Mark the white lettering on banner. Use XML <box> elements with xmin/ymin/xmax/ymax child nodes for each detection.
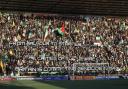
<box><xmin>77</xmin><ymin>66</ymin><xmax>118</xmax><ymax>71</ymax></box>
<box><xmin>15</xmin><ymin>67</ymin><xmax>66</xmax><ymax>72</ymax></box>
<box><xmin>18</xmin><ymin>78</ymin><xmax>42</xmax><ymax>80</ymax></box>
<box><xmin>73</xmin><ymin>63</ymin><xmax>120</xmax><ymax>71</ymax></box>
<box><xmin>9</xmin><ymin>41</ymin><xmax>94</xmax><ymax>47</ymax></box>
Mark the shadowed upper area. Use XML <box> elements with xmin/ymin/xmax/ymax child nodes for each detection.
<box><xmin>0</xmin><ymin>0</ymin><xmax>128</xmax><ymax>16</ymax></box>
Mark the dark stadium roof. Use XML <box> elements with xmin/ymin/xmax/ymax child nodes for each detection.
<box><xmin>0</xmin><ymin>0</ymin><xmax>128</xmax><ymax>16</ymax></box>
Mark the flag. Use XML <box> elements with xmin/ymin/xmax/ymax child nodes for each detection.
<box><xmin>9</xmin><ymin>49</ymin><xmax>14</xmax><ymax>56</ymax></box>
<box><xmin>74</xmin><ymin>27</ymin><xmax>79</xmax><ymax>33</ymax></box>
<box><xmin>43</xmin><ymin>21</ymin><xmax>51</xmax><ymax>41</ymax></box>
<box><xmin>0</xmin><ymin>59</ymin><xmax>4</xmax><ymax>72</ymax></box>
<box><xmin>2</xmin><ymin>53</ymin><xmax>9</xmax><ymax>62</ymax></box>
<box><xmin>12</xmin><ymin>21</ymin><xmax>15</xmax><ymax>27</ymax></box>
<box><xmin>41</xmin><ymin>53</ymin><xmax>45</xmax><ymax>60</ymax></box>
<box><xmin>17</xmin><ymin>34</ymin><xmax>21</xmax><ymax>40</ymax></box>
<box><xmin>44</xmin><ymin>26</ymin><xmax>48</xmax><ymax>37</ymax></box>
<box><xmin>55</xmin><ymin>23</ymin><xmax>65</xmax><ymax>37</ymax></box>
<box><xmin>13</xmin><ymin>36</ymin><xmax>18</xmax><ymax>42</ymax></box>
<box><xmin>44</xmin><ymin>26</ymin><xmax>49</xmax><ymax>41</ymax></box>
<box><xmin>58</xmin><ymin>23</ymin><xmax>65</xmax><ymax>35</ymax></box>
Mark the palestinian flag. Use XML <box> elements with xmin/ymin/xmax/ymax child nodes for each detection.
<box><xmin>55</xmin><ymin>23</ymin><xmax>65</xmax><ymax>37</ymax></box>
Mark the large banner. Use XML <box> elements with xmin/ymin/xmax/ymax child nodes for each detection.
<box><xmin>96</xmin><ymin>76</ymin><xmax>119</xmax><ymax>80</ymax></box>
<box><xmin>0</xmin><ymin>77</ymin><xmax>16</xmax><ymax>81</ymax></box>
<box><xmin>73</xmin><ymin>63</ymin><xmax>119</xmax><ymax>71</ymax></box>
<box><xmin>70</xmin><ymin>76</ymin><xmax>96</xmax><ymax>80</ymax></box>
<box><xmin>17</xmin><ymin>75</ymin><xmax>69</xmax><ymax>80</ymax></box>
<box><xmin>70</xmin><ymin>75</ymin><xmax>120</xmax><ymax>80</ymax></box>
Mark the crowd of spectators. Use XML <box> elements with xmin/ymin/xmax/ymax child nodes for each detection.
<box><xmin>0</xmin><ymin>11</ymin><xmax>128</xmax><ymax>76</ymax></box>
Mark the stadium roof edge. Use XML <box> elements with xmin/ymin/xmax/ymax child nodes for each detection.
<box><xmin>0</xmin><ymin>0</ymin><xmax>128</xmax><ymax>16</ymax></box>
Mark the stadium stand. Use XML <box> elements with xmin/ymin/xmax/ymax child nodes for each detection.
<box><xmin>0</xmin><ymin>12</ymin><xmax>128</xmax><ymax>77</ymax></box>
